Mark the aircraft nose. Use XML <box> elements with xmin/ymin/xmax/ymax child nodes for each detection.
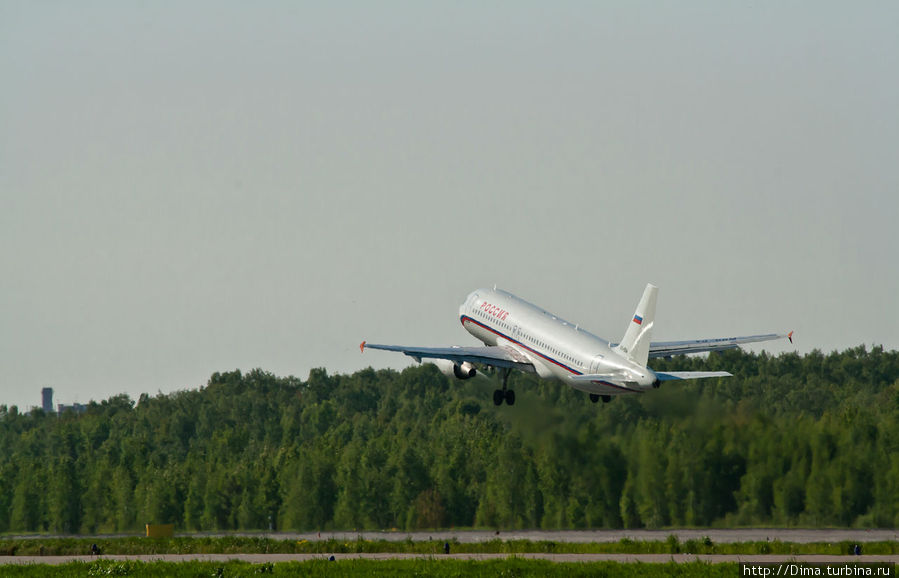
<box><xmin>460</xmin><ymin>290</ymin><xmax>479</xmax><ymax>318</ymax></box>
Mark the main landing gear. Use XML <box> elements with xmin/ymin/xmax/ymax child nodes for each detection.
<box><xmin>493</xmin><ymin>369</ymin><xmax>515</xmax><ymax>406</ymax></box>
<box><xmin>493</xmin><ymin>389</ymin><xmax>514</xmax><ymax>406</ymax></box>
<box><xmin>589</xmin><ymin>393</ymin><xmax>612</xmax><ymax>404</ymax></box>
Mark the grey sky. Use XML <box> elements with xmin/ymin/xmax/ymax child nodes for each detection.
<box><xmin>2</xmin><ymin>2</ymin><xmax>897</xmax><ymax>411</ymax></box>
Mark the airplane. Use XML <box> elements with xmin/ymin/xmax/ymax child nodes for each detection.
<box><xmin>360</xmin><ymin>284</ymin><xmax>792</xmax><ymax>406</ymax></box>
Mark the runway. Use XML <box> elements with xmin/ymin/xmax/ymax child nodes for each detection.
<box><xmin>1</xmin><ymin>553</ymin><xmax>899</xmax><ymax>565</ymax></box>
<box><xmin>255</xmin><ymin>528</ymin><xmax>899</xmax><ymax>544</ymax></box>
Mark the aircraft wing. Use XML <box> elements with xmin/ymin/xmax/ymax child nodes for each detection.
<box><xmin>633</xmin><ymin>331</ymin><xmax>793</xmax><ymax>358</ymax></box>
<box><xmin>360</xmin><ymin>342</ymin><xmax>535</xmax><ymax>372</ymax></box>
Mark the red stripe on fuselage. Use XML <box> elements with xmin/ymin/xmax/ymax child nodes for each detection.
<box><xmin>460</xmin><ymin>315</ymin><xmax>581</xmax><ymax>375</ymax></box>
<box><xmin>460</xmin><ymin>315</ymin><xmax>640</xmax><ymax>394</ymax></box>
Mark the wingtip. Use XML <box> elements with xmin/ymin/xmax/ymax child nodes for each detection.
<box><xmin>359</xmin><ymin>340</ymin><xmax>366</xmax><ymax>353</ymax></box>
<box><xmin>787</xmin><ymin>331</ymin><xmax>793</xmax><ymax>344</ymax></box>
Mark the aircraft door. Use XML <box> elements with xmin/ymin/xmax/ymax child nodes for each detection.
<box><xmin>589</xmin><ymin>355</ymin><xmax>606</xmax><ymax>373</ymax></box>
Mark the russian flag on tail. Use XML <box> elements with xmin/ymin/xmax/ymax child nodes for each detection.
<box><xmin>633</xmin><ymin>314</ymin><xmax>643</xmax><ymax>325</ymax></box>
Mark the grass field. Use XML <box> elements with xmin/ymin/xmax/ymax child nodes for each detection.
<box><xmin>2</xmin><ymin>535</ymin><xmax>898</xmax><ymax>556</ymax></box>
<box><xmin>0</xmin><ymin>558</ymin><xmax>741</xmax><ymax>577</ymax></box>
<box><xmin>3</xmin><ymin>538</ymin><xmax>897</xmax><ymax>577</ymax></box>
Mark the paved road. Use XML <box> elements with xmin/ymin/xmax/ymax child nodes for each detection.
<box><xmin>1</xmin><ymin>553</ymin><xmax>898</xmax><ymax>565</ymax></box>
<box><xmin>269</xmin><ymin>529</ymin><xmax>899</xmax><ymax>544</ymax></box>
<box><xmin>6</xmin><ymin>529</ymin><xmax>899</xmax><ymax>543</ymax></box>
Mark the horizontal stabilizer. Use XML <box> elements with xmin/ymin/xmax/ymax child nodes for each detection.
<box><xmin>655</xmin><ymin>371</ymin><xmax>732</xmax><ymax>381</ymax></box>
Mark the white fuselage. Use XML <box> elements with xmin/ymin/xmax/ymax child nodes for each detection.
<box><xmin>459</xmin><ymin>288</ymin><xmax>656</xmax><ymax>395</ymax></box>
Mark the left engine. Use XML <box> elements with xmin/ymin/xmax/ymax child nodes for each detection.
<box><xmin>430</xmin><ymin>359</ymin><xmax>477</xmax><ymax>380</ymax></box>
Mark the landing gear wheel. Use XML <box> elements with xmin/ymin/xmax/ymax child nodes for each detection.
<box><xmin>601</xmin><ymin>395</ymin><xmax>612</xmax><ymax>403</ymax></box>
<box><xmin>505</xmin><ymin>389</ymin><xmax>515</xmax><ymax>406</ymax></box>
<box><xmin>589</xmin><ymin>393</ymin><xmax>600</xmax><ymax>403</ymax></box>
<box><xmin>493</xmin><ymin>390</ymin><xmax>504</xmax><ymax>406</ymax></box>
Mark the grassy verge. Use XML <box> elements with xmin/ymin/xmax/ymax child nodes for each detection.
<box><xmin>0</xmin><ymin>559</ymin><xmax>741</xmax><ymax>577</ymax></box>
<box><xmin>1</xmin><ymin>535</ymin><xmax>897</xmax><ymax>556</ymax></box>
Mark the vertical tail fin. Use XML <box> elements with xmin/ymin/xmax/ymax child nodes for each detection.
<box><xmin>614</xmin><ymin>283</ymin><xmax>657</xmax><ymax>367</ymax></box>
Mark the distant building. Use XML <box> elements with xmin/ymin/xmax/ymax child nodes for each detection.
<box><xmin>41</xmin><ymin>387</ymin><xmax>53</xmax><ymax>413</ymax></box>
<box><xmin>57</xmin><ymin>403</ymin><xmax>86</xmax><ymax>415</ymax></box>
<box><xmin>35</xmin><ymin>388</ymin><xmax>87</xmax><ymax>416</ymax></box>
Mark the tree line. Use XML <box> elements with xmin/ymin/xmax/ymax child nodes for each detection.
<box><xmin>1</xmin><ymin>345</ymin><xmax>898</xmax><ymax>533</ymax></box>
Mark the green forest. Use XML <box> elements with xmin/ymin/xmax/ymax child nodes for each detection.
<box><xmin>1</xmin><ymin>346</ymin><xmax>898</xmax><ymax>534</ymax></box>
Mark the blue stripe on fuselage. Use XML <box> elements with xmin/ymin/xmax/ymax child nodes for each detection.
<box><xmin>460</xmin><ymin>314</ymin><xmax>639</xmax><ymax>393</ymax></box>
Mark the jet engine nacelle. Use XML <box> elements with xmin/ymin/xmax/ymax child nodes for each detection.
<box><xmin>430</xmin><ymin>359</ymin><xmax>477</xmax><ymax>380</ymax></box>
<box><xmin>453</xmin><ymin>362</ymin><xmax>477</xmax><ymax>379</ymax></box>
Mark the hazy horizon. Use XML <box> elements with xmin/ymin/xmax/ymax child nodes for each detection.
<box><xmin>3</xmin><ymin>2</ymin><xmax>897</xmax><ymax>410</ymax></box>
